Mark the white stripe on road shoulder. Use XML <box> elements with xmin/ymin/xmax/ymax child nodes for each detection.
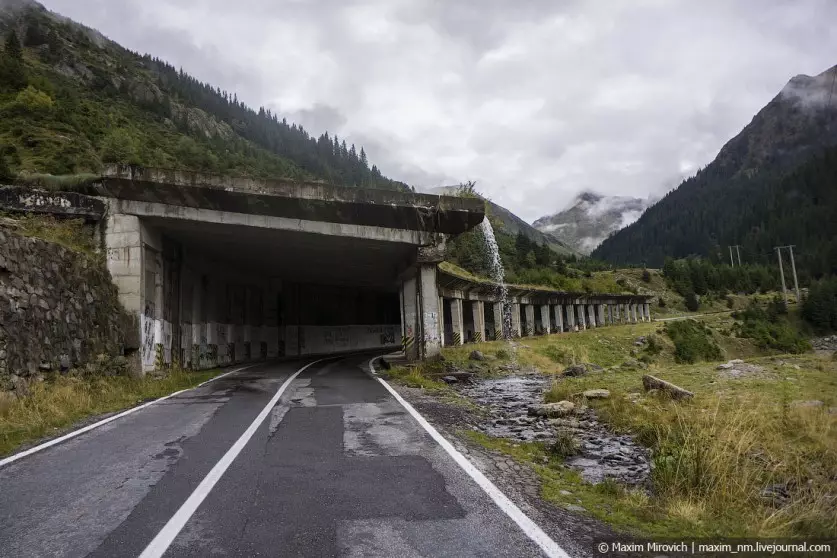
<box><xmin>0</xmin><ymin>364</ymin><xmax>260</xmax><ymax>469</ymax></box>
<box><xmin>368</xmin><ymin>358</ymin><xmax>571</xmax><ymax>558</ymax></box>
<box><xmin>138</xmin><ymin>358</ymin><xmax>328</xmax><ymax>558</ymax></box>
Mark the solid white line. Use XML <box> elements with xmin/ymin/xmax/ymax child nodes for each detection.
<box><xmin>368</xmin><ymin>358</ymin><xmax>571</xmax><ymax>558</ymax></box>
<box><xmin>0</xmin><ymin>363</ymin><xmax>260</xmax><ymax>469</ymax></box>
<box><xmin>138</xmin><ymin>358</ymin><xmax>327</xmax><ymax>558</ymax></box>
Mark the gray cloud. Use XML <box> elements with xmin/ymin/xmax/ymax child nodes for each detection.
<box><xmin>40</xmin><ymin>0</ymin><xmax>837</xmax><ymax>222</ymax></box>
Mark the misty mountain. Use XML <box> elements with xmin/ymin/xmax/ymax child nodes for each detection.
<box><xmin>532</xmin><ymin>191</ymin><xmax>651</xmax><ymax>255</ymax></box>
<box><xmin>425</xmin><ymin>186</ymin><xmax>577</xmax><ymax>256</ymax></box>
<box><xmin>593</xmin><ymin>63</ymin><xmax>837</xmax><ymax>274</ymax></box>
<box><xmin>0</xmin><ymin>0</ymin><xmax>408</xmax><ymax>190</ymax></box>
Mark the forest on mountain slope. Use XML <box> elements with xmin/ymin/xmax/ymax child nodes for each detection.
<box><xmin>593</xmin><ymin>143</ymin><xmax>837</xmax><ymax>281</ymax></box>
<box><xmin>594</xmin><ymin>65</ymin><xmax>837</xmax><ymax>280</ymax></box>
<box><xmin>0</xmin><ymin>2</ymin><xmax>407</xmax><ymax>190</ymax></box>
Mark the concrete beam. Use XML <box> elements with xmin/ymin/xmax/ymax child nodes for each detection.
<box><xmin>103</xmin><ymin>199</ymin><xmax>436</xmax><ymax>246</ymax></box>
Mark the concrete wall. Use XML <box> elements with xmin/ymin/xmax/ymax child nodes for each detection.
<box><xmin>0</xmin><ymin>225</ymin><xmax>129</xmax><ymax>391</ymax></box>
<box><xmin>286</xmin><ymin>324</ymin><xmax>399</xmax><ymax>356</ymax></box>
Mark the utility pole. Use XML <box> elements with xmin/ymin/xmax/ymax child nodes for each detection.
<box><xmin>735</xmin><ymin>245</ymin><xmax>742</xmax><ymax>267</ymax></box>
<box><xmin>729</xmin><ymin>246</ymin><xmax>735</xmax><ymax>267</ymax></box>
<box><xmin>775</xmin><ymin>246</ymin><xmax>788</xmax><ymax>307</ymax></box>
<box><xmin>787</xmin><ymin>245</ymin><xmax>800</xmax><ymax>302</ymax></box>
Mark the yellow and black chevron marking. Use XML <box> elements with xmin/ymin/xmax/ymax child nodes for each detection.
<box><xmin>452</xmin><ymin>332</ymin><xmax>462</xmax><ymax>345</ymax></box>
<box><xmin>154</xmin><ymin>344</ymin><xmax>165</xmax><ymax>370</ymax></box>
<box><xmin>494</xmin><ymin>327</ymin><xmax>503</xmax><ymax>341</ymax></box>
<box><xmin>402</xmin><ymin>335</ymin><xmax>415</xmax><ymax>353</ymax></box>
<box><xmin>473</xmin><ymin>331</ymin><xmax>482</xmax><ymax>343</ymax></box>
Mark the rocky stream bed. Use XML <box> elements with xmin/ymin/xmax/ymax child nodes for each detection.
<box><xmin>454</xmin><ymin>372</ymin><xmax>651</xmax><ymax>487</ymax></box>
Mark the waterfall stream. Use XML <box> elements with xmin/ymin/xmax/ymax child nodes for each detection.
<box><xmin>478</xmin><ymin>218</ymin><xmax>512</xmax><ymax>340</ymax></box>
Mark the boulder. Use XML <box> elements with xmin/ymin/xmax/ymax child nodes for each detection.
<box><xmin>582</xmin><ymin>389</ymin><xmax>610</xmax><ymax>399</ymax></box>
<box><xmin>528</xmin><ymin>400</ymin><xmax>575</xmax><ymax>417</ymax></box>
<box><xmin>442</xmin><ymin>376</ymin><xmax>459</xmax><ymax>384</ymax></box>
<box><xmin>790</xmin><ymin>400</ymin><xmax>824</xmax><ymax>408</ymax></box>
<box><xmin>641</xmin><ymin>375</ymin><xmax>693</xmax><ymax>400</ymax></box>
<box><xmin>469</xmin><ymin>350</ymin><xmax>486</xmax><ymax>361</ymax></box>
<box><xmin>561</xmin><ymin>363</ymin><xmax>603</xmax><ymax>377</ymax></box>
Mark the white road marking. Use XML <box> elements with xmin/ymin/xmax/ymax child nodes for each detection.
<box><xmin>368</xmin><ymin>357</ymin><xmax>571</xmax><ymax>558</ymax></box>
<box><xmin>0</xmin><ymin>364</ymin><xmax>260</xmax><ymax>469</ymax></box>
<box><xmin>138</xmin><ymin>358</ymin><xmax>328</xmax><ymax>558</ymax></box>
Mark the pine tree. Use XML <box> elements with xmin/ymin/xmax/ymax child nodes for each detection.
<box><xmin>1</xmin><ymin>30</ymin><xmax>27</xmax><ymax>91</ymax></box>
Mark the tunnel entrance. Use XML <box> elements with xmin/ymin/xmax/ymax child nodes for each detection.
<box><xmin>130</xmin><ymin>217</ymin><xmax>411</xmax><ymax>372</ymax></box>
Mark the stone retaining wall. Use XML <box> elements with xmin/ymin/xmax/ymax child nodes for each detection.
<box><xmin>0</xmin><ymin>225</ymin><xmax>129</xmax><ymax>391</ymax></box>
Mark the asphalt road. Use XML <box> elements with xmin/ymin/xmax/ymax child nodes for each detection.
<box><xmin>0</xmin><ymin>355</ymin><xmax>554</xmax><ymax>557</ymax></box>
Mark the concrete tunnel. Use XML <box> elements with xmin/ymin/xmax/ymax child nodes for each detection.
<box><xmin>96</xmin><ymin>167</ymin><xmax>485</xmax><ymax>375</ymax></box>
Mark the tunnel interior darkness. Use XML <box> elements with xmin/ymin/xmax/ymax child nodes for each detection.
<box><xmin>137</xmin><ymin>216</ymin><xmax>409</xmax><ymax>369</ymax></box>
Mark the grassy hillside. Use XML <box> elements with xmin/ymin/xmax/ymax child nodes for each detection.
<box><xmin>0</xmin><ymin>2</ymin><xmax>407</xmax><ymax>190</ymax></box>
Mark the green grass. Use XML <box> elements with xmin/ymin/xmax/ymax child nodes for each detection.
<box><xmin>446</xmin><ymin>313</ymin><xmax>837</xmax><ymax>539</ymax></box>
<box><xmin>6</xmin><ymin>213</ymin><xmax>99</xmax><ymax>258</ymax></box>
<box><xmin>0</xmin><ymin>367</ymin><xmax>224</xmax><ymax>456</ymax></box>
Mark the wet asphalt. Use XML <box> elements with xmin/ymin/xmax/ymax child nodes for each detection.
<box><xmin>0</xmin><ymin>355</ymin><xmax>547</xmax><ymax>557</ymax></box>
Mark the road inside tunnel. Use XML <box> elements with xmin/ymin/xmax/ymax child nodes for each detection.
<box><xmin>132</xmin><ymin>215</ymin><xmax>410</xmax><ymax>372</ymax></box>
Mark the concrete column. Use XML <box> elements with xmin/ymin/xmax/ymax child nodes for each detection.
<box><xmin>644</xmin><ymin>302</ymin><xmax>651</xmax><ymax>322</ymax></box>
<box><xmin>472</xmin><ymin>301</ymin><xmax>486</xmax><ymax>343</ymax></box>
<box><xmin>450</xmin><ymin>298</ymin><xmax>464</xmax><ymax>346</ymax></box>
<box><xmin>597</xmin><ymin>304</ymin><xmax>606</xmax><ymax>327</ymax></box>
<box><xmin>566</xmin><ymin>304</ymin><xmax>576</xmax><ymax>331</ymax></box>
<box><xmin>553</xmin><ymin>304</ymin><xmax>564</xmax><ymax>333</ymax></box>
<box><xmin>587</xmin><ymin>304</ymin><xmax>596</xmax><ymax>328</ymax></box>
<box><xmin>417</xmin><ymin>264</ymin><xmax>442</xmax><ymax>358</ymax></box>
<box><xmin>631</xmin><ymin>303</ymin><xmax>638</xmax><ymax>323</ymax></box>
<box><xmin>511</xmin><ymin>303</ymin><xmax>522</xmax><ymax>337</ymax></box>
<box><xmin>190</xmin><ymin>280</ymin><xmax>202</xmax><ymax>369</ymax></box>
<box><xmin>492</xmin><ymin>302</ymin><xmax>504</xmax><ymax>340</ymax></box>
<box><xmin>524</xmin><ymin>304</ymin><xmax>535</xmax><ymax>336</ymax></box>
<box><xmin>577</xmin><ymin>304</ymin><xmax>586</xmax><ymax>330</ymax></box>
<box><xmin>540</xmin><ymin>304</ymin><xmax>551</xmax><ymax>335</ymax></box>
<box><xmin>607</xmin><ymin>304</ymin><xmax>614</xmax><ymax>326</ymax></box>
<box><xmin>401</xmin><ymin>276</ymin><xmax>418</xmax><ymax>359</ymax></box>
<box><xmin>438</xmin><ymin>296</ymin><xmax>445</xmax><ymax>347</ymax></box>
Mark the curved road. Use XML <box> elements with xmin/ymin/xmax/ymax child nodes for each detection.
<box><xmin>0</xmin><ymin>355</ymin><xmax>565</xmax><ymax>557</ymax></box>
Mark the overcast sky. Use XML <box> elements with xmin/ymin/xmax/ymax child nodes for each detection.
<box><xmin>42</xmin><ymin>0</ymin><xmax>837</xmax><ymax>222</ymax></box>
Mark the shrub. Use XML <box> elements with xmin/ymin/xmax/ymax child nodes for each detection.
<box><xmin>735</xmin><ymin>302</ymin><xmax>810</xmax><ymax>354</ymax></box>
<box><xmin>684</xmin><ymin>292</ymin><xmax>700</xmax><ymax>312</ymax></box>
<box><xmin>494</xmin><ymin>348</ymin><xmax>510</xmax><ymax>360</ymax></box>
<box><xmin>665</xmin><ymin>320</ymin><xmax>722</xmax><ymax>364</ymax></box>
<box><xmin>726</xmin><ymin>295</ymin><xmax>735</xmax><ymax>309</ymax></box>
<box><xmin>802</xmin><ymin>276</ymin><xmax>837</xmax><ymax>333</ymax></box>
<box><xmin>658</xmin><ymin>297</ymin><xmax>667</xmax><ymax>308</ymax></box>
<box><xmin>549</xmin><ymin>430</ymin><xmax>580</xmax><ymax>458</ymax></box>
<box><xmin>642</xmin><ymin>269</ymin><xmax>652</xmax><ymax>283</ymax></box>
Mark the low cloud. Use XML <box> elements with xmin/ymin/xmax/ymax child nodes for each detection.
<box><xmin>40</xmin><ymin>0</ymin><xmax>837</xmax><ymax>222</ymax></box>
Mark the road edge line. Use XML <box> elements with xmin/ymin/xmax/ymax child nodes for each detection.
<box><xmin>0</xmin><ymin>363</ymin><xmax>260</xmax><ymax>469</ymax></box>
<box><xmin>138</xmin><ymin>357</ymin><xmax>328</xmax><ymax>558</ymax></box>
<box><xmin>368</xmin><ymin>357</ymin><xmax>571</xmax><ymax>558</ymax></box>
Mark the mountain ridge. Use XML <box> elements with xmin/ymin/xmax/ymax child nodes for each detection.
<box><xmin>533</xmin><ymin>190</ymin><xmax>651</xmax><ymax>255</ymax></box>
<box><xmin>593</xmin><ymin>63</ymin><xmax>837</xmax><ymax>272</ymax></box>
<box><xmin>0</xmin><ymin>0</ymin><xmax>409</xmax><ymax>191</ymax></box>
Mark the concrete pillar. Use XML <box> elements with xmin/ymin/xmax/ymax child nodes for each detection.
<box><xmin>511</xmin><ymin>303</ymin><xmax>522</xmax><ymax>338</ymax></box>
<box><xmin>597</xmin><ymin>304</ymin><xmax>606</xmax><ymax>327</ymax></box>
<box><xmin>524</xmin><ymin>304</ymin><xmax>535</xmax><ymax>336</ymax></box>
<box><xmin>492</xmin><ymin>302</ymin><xmax>504</xmax><ymax>340</ymax></box>
<box><xmin>553</xmin><ymin>304</ymin><xmax>564</xmax><ymax>333</ymax></box>
<box><xmin>450</xmin><ymin>298</ymin><xmax>464</xmax><ymax>346</ymax></box>
<box><xmin>644</xmin><ymin>302</ymin><xmax>651</xmax><ymax>322</ymax></box>
<box><xmin>417</xmin><ymin>264</ymin><xmax>442</xmax><ymax>358</ymax></box>
<box><xmin>577</xmin><ymin>304</ymin><xmax>586</xmax><ymax>330</ymax></box>
<box><xmin>401</xmin><ymin>276</ymin><xmax>418</xmax><ymax>359</ymax></box>
<box><xmin>607</xmin><ymin>304</ymin><xmax>614</xmax><ymax>326</ymax></box>
<box><xmin>587</xmin><ymin>304</ymin><xmax>596</xmax><ymax>328</ymax></box>
<box><xmin>566</xmin><ymin>304</ymin><xmax>576</xmax><ymax>331</ymax></box>
<box><xmin>438</xmin><ymin>296</ymin><xmax>445</xmax><ymax>347</ymax></box>
<box><xmin>471</xmin><ymin>301</ymin><xmax>486</xmax><ymax>343</ymax></box>
<box><xmin>631</xmin><ymin>303</ymin><xmax>638</xmax><ymax>323</ymax></box>
<box><xmin>540</xmin><ymin>304</ymin><xmax>551</xmax><ymax>335</ymax></box>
